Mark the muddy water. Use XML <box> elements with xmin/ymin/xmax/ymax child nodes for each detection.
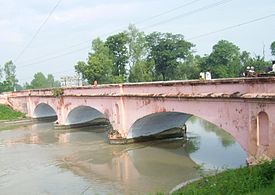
<box><xmin>0</xmin><ymin>117</ymin><xmax>247</xmax><ymax>194</ymax></box>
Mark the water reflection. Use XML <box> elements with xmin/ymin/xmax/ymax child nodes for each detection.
<box><xmin>186</xmin><ymin>116</ymin><xmax>247</xmax><ymax>169</ymax></box>
<box><xmin>56</xmin><ymin>139</ymin><xmax>199</xmax><ymax>194</ymax></box>
<box><xmin>0</xmin><ymin>116</ymin><xmax>247</xmax><ymax>194</ymax></box>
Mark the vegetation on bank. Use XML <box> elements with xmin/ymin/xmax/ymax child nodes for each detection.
<box><xmin>0</xmin><ymin>104</ymin><xmax>25</xmax><ymax>120</ymax></box>
<box><xmin>171</xmin><ymin>160</ymin><xmax>275</xmax><ymax>195</ymax></box>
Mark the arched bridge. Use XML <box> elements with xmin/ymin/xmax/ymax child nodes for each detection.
<box><xmin>3</xmin><ymin>77</ymin><xmax>275</xmax><ymax>162</ymax></box>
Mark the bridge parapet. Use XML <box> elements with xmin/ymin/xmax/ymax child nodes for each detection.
<box><xmin>6</xmin><ymin>77</ymin><xmax>275</xmax><ymax>98</ymax></box>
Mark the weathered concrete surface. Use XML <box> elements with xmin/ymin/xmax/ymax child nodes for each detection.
<box><xmin>3</xmin><ymin>77</ymin><xmax>275</xmax><ymax>161</ymax></box>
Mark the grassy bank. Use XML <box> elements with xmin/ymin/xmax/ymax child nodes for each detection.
<box><xmin>172</xmin><ymin>160</ymin><xmax>275</xmax><ymax>195</ymax></box>
<box><xmin>0</xmin><ymin>104</ymin><xmax>25</xmax><ymax>120</ymax></box>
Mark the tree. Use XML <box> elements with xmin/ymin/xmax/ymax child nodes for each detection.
<box><xmin>128</xmin><ymin>60</ymin><xmax>154</xmax><ymax>82</ymax></box>
<box><xmin>106</xmin><ymin>32</ymin><xmax>129</xmax><ymax>79</ymax></box>
<box><xmin>146</xmin><ymin>32</ymin><xmax>194</xmax><ymax>80</ymax></box>
<box><xmin>28</xmin><ymin>72</ymin><xmax>60</xmax><ymax>89</ymax></box>
<box><xmin>201</xmin><ymin>40</ymin><xmax>242</xmax><ymax>78</ymax></box>
<box><xmin>47</xmin><ymin>74</ymin><xmax>55</xmax><ymax>87</ymax></box>
<box><xmin>0</xmin><ymin>81</ymin><xmax>13</xmax><ymax>93</ymax></box>
<box><xmin>175</xmin><ymin>55</ymin><xmax>200</xmax><ymax>80</ymax></box>
<box><xmin>75</xmin><ymin>38</ymin><xmax>114</xmax><ymax>84</ymax></box>
<box><xmin>271</xmin><ymin>41</ymin><xmax>275</xmax><ymax>56</ymax></box>
<box><xmin>30</xmin><ymin>72</ymin><xmax>48</xmax><ymax>89</ymax></box>
<box><xmin>240</xmin><ymin>50</ymin><xmax>271</xmax><ymax>73</ymax></box>
<box><xmin>0</xmin><ymin>66</ymin><xmax>2</xmax><ymax>81</ymax></box>
<box><xmin>3</xmin><ymin>60</ymin><xmax>17</xmax><ymax>91</ymax></box>
<box><xmin>127</xmin><ymin>24</ymin><xmax>147</xmax><ymax>69</ymax></box>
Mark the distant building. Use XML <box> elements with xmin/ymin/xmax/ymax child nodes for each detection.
<box><xmin>60</xmin><ymin>75</ymin><xmax>82</xmax><ymax>87</ymax></box>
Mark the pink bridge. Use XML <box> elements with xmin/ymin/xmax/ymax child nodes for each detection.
<box><xmin>2</xmin><ymin>77</ymin><xmax>275</xmax><ymax>162</ymax></box>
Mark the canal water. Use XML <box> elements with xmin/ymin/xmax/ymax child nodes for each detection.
<box><xmin>0</xmin><ymin>117</ymin><xmax>247</xmax><ymax>194</ymax></box>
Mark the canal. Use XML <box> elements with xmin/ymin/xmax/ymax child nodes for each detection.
<box><xmin>0</xmin><ymin>116</ymin><xmax>247</xmax><ymax>194</ymax></box>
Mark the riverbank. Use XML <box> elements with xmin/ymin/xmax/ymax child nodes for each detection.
<box><xmin>171</xmin><ymin>160</ymin><xmax>275</xmax><ymax>195</ymax></box>
<box><xmin>0</xmin><ymin>104</ymin><xmax>25</xmax><ymax>120</ymax></box>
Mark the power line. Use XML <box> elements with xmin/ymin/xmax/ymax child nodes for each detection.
<box><xmin>135</xmin><ymin>0</ymin><xmax>202</xmax><ymax>25</ymax></box>
<box><xmin>187</xmin><ymin>13</ymin><xmax>275</xmax><ymax>40</ymax></box>
<box><xmin>14</xmin><ymin>0</ymin><xmax>62</xmax><ymax>62</ymax></box>
<box><xmin>17</xmin><ymin>46</ymin><xmax>89</xmax><ymax>69</ymax></box>
<box><xmin>141</xmin><ymin>0</ymin><xmax>233</xmax><ymax>30</ymax></box>
<box><xmin>17</xmin><ymin>0</ymin><xmax>230</xmax><ymax>66</ymax></box>
<box><xmin>15</xmin><ymin>0</ymin><xmax>202</xmax><ymax>66</ymax></box>
<box><xmin>18</xmin><ymin>13</ymin><xmax>275</xmax><ymax>83</ymax></box>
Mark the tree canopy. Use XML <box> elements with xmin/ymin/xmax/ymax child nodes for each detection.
<box><xmin>0</xmin><ymin>60</ymin><xmax>17</xmax><ymax>92</ymax></box>
<box><xmin>75</xmin><ymin>38</ymin><xmax>114</xmax><ymax>84</ymax></box>
<box><xmin>24</xmin><ymin>72</ymin><xmax>60</xmax><ymax>89</ymax></box>
<box><xmin>271</xmin><ymin>41</ymin><xmax>275</xmax><ymax>56</ymax></box>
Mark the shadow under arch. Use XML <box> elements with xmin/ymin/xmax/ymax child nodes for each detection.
<box><xmin>33</xmin><ymin>103</ymin><xmax>57</xmax><ymax>122</ymax></box>
<box><xmin>65</xmin><ymin>105</ymin><xmax>109</xmax><ymax>128</ymax></box>
<box><xmin>127</xmin><ymin>112</ymin><xmax>192</xmax><ymax>139</ymax></box>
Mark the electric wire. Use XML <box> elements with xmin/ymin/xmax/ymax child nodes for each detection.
<box><xmin>15</xmin><ymin>0</ymin><xmax>201</xmax><ymax>66</ymax></box>
<box><xmin>187</xmin><ymin>13</ymin><xmax>275</xmax><ymax>40</ymax></box>
<box><xmin>15</xmin><ymin>1</ymin><xmax>274</xmax><ymax>84</ymax></box>
<box><xmin>141</xmin><ymin>0</ymin><xmax>233</xmax><ymax>30</ymax></box>
<box><xmin>14</xmin><ymin>0</ymin><xmax>62</xmax><ymax>62</ymax></box>
<box><xmin>17</xmin><ymin>13</ymin><xmax>275</xmax><ymax>83</ymax></box>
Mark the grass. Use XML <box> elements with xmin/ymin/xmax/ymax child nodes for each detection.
<box><xmin>0</xmin><ymin>104</ymin><xmax>25</xmax><ymax>120</ymax></box>
<box><xmin>172</xmin><ymin>160</ymin><xmax>275</xmax><ymax>195</ymax></box>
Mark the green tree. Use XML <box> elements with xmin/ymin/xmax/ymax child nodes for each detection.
<box><xmin>0</xmin><ymin>66</ymin><xmax>2</xmax><ymax>81</ymax></box>
<box><xmin>271</xmin><ymin>41</ymin><xmax>275</xmax><ymax>56</ymax></box>
<box><xmin>201</xmin><ymin>40</ymin><xmax>242</xmax><ymax>78</ymax></box>
<box><xmin>146</xmin><ymin>32</ymin><xmax>194</xmax><ymax>80</ymax></box>
<box><xmin>27</xmin><ymin>72</ymin><xmax>60</xmax><ymax>89</ymax></box>
<box><xmin>75</xmin><ymin>38</ymin><xmax>114</xmax><ymax>84</ymax></box>
<box><xmin>30</xmin><ymin>72</ymin><xmax>48</xmax><ymax>89</ymax></box>
<box><xmin>127</xmin><ymin>24</ymin><xmax>147</xmax><ymax>69</ymax></box>
<box><xmin>175</xmin><ymin>55</ymin><xmax>200</xmax><ymax>80</ymax></box>
<box><xmin>128</xmin><ymin>60</ymin><xmax>154</xmax><ymax>82</ymax></box>
<box><xmin>23</xmin><ymin>82</ymin><xmax>32</xmax><ymax>90</ymax></box>
<box><xmin>106</xmin><ymin>32</ymin><xmax>129</xmax><ymax>79</ymax></box>
<box><xmin>0</xmin><ymin>80</ymin><xmax>13</xmax><ymax>93</ymax></box>
<box><xmin>47</xmin><ymin>74</ymin><xmax>55</xmax><ymax>87</ymax></box>
<box><xmin>3</xmin><ymin>60</ymin><xmax>17</xmax><ymax>91</ymax></box>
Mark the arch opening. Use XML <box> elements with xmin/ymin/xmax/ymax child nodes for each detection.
<box><xmin>128</xmin><ymin>112</ymin><xmax>192</xmax><ymax>140</ymax></box>
<box><xmin>66</xmin><ymin>106</ymin><xmax>109</xmax><ymax>128</ymax></box>
<box><xmin>33</xmin><ymin>103</ymin><xmax>57</xmax><ymax>121</ymax></box>
<box><xmin>257</xmin><ymin>111</ymin><xmax>269</xmax><ymax>146</ymax></box>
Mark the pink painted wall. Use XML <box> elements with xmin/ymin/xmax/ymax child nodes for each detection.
<box><xmin>5</xmin><ymin>77</ymin><xmax>275</xmax><ymax>159</ymax></box>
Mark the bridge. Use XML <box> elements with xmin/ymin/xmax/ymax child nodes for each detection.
<box><xmin>1</xmin><ymin>77</ymin><xmax>275</xmax><ymax>163</ymax></box>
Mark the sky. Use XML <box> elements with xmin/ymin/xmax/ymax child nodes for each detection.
<box><xmin>0</xmin><ymin>0</ymin><xmax>275</xmax><ymax>84</ymax></box>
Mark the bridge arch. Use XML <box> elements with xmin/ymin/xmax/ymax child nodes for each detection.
<box><xmin>127</xmin><ymin>112</ymin><xmax>191</xmax><ymax>139</ymax></box>
<box><xmin>65</xmin><ymin>105</ymin><xmax>109</xmax><ymax>127</ymax></box>
<box><xmin>33</xmin><ymin>103</ymin><xmax>57</xmax><ymax>120</ymax></box>
<box><xmin>124</xmin><ymin>102</ymin><xmax>247</xmax><ymax>152</ymax></box>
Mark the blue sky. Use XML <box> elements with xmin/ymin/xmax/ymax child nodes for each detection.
<box><xmin>0</xmin><ymin>0</ymin><xmax>275</xmax><ymax>84</ymax></box>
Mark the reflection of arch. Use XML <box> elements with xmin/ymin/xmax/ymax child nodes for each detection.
<box><xmin>128</xmin><ymin>112</ymin><xmax>191</xmax><ymax>139</ymax></box>
<box><xmin>257</xmin><ymin>111</ymin><xmax>269</xmax><ymax>146</ymax></box>
<box><xmin>33</xmin><ymin>103</ymin><xmax>57</xmax><ymax>120</ymax></box>
<box><xmin>66</xmin><ymin>106</ymin><xmax>108</xmax><ymax>126</ymax></box>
